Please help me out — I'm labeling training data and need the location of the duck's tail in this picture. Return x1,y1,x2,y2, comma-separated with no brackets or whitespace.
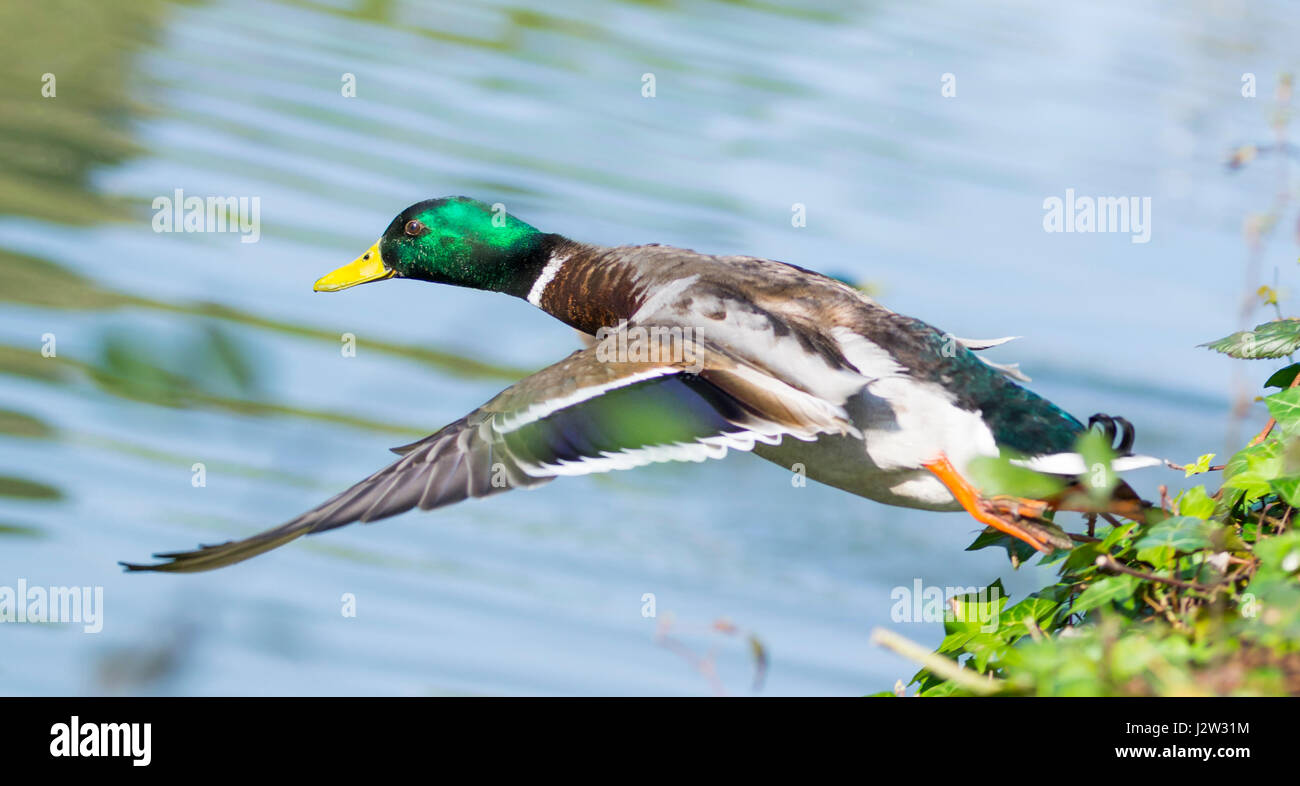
1013,412,1165,523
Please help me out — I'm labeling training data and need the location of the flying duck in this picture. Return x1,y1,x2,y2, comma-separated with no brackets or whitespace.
124,197,1159,572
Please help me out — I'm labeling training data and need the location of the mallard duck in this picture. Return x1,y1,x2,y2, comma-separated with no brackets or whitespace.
124,197,1160,572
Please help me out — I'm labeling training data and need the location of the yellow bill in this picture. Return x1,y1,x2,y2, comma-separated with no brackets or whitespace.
313,241,394,291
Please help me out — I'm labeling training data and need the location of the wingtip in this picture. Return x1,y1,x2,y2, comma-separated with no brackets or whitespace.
119,555,185,572
119,559,162,573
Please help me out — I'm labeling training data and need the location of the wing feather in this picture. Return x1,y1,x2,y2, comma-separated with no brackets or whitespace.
123,334,854,573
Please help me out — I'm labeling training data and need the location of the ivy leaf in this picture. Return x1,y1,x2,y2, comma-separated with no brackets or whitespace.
936,631,974,655
1100,520,1138,550
1064,542,1105,572
1134,516,1215,558
1266,388,1300,437
966,633,1007,672
968,455,1066,499
1250,532,1300,591
1183,453,1215,478
1073,575,1140,614
1265,363,1300,388
1270,475,1300,508
965,528,1040,567
1222,439,1285,504
919,681,966,697
946,580,1009,636
1003,595,1062,640
1202,319,1300,359
1175,486,1216,519
1255,532,1300,573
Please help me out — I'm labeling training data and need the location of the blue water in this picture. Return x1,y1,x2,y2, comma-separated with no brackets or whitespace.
0,0,1296,695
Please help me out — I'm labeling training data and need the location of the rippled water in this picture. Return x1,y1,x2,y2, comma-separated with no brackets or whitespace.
1,0,1296,695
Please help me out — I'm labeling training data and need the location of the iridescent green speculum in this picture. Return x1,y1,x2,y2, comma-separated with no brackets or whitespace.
379,197,551,296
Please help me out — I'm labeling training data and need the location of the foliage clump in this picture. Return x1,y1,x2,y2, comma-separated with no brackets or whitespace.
897,350,1300,697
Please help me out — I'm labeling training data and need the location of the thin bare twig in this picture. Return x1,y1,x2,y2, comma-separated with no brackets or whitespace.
1095,554,1227,593
870,628,1002,696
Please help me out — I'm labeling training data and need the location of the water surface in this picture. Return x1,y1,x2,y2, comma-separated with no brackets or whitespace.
1,0,1296,695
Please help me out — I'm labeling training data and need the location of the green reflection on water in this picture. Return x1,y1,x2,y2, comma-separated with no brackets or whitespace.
0,339,429,438
0,408,55,440
1,249,530,381
0,475,62,501
0,0,176,226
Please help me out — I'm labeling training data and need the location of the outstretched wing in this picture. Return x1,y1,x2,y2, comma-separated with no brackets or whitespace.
123,335,855,572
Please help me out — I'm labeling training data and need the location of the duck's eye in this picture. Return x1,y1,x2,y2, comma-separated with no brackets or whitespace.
404,220,425,236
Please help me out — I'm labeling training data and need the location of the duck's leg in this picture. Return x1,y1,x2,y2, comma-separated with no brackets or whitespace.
1036,484,1152,523
921,455,1066,552
988,495,1050,520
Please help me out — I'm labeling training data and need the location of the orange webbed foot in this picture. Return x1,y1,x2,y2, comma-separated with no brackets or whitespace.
922,455,1068,553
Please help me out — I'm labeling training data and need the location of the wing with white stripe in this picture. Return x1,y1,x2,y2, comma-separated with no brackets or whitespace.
123,336,853,572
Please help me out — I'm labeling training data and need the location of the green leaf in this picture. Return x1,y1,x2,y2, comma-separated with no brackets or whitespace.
1003,595,1062,639
1134,516,1216,555
1073,575,1140,614
1265,363,1300,388
966,633,1007,672
964,528,1040,567
1201,319,1300,359
1249,532,1300,593
1254,531,1300,573
1064,541,1105,572
919,681,966,697
968,455,1066,499
1108,635,1165,682
1175,486,1216,519
1222,439,1285,504
946,580,1009,636
1270,475,1300,508
1183,453,1215,478
1265,388,1300,436
1100,520,1138,550
936,631,974,655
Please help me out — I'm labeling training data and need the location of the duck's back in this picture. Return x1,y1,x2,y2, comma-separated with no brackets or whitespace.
607,244,1084,458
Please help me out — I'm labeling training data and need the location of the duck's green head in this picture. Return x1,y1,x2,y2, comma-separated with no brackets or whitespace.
314,197,548,296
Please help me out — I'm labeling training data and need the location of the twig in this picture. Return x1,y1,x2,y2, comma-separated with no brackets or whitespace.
870,628,1003,695
1095,554,1226,593
1164,461,1226,472
1100,513,1127,530
1143,587,1190,633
